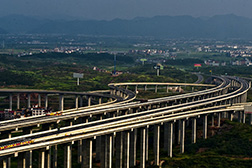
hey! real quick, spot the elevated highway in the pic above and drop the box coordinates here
[0,76,250,168]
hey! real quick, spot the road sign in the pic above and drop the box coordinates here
[73,73,84,78]
[194,64,202,67]
[140,59,147,62]
[73,73,84,86]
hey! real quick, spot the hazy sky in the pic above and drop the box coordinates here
[1,0,252,20]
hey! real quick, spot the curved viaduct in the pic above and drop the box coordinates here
[0,76,250,168]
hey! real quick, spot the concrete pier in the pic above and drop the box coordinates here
[99,97,102,104]
[82,139,92,168]
[130,129,137,167]
[27,94,31,108]
[146,127,149,161]
[17,94,20,109]
[242,111,246,123]
[52,145,57,168]
[9,94,12,110]
[115,132,123,168]
[228,112,233,121]
[217,113,221,127]
[101,135,113,168]
[75,96,79,109]
[140,128,146,168]
[192,118,197,143]
[0,157,8,168]
[211,115,214,127]
[18,152,27,168]
[45,94,48,109]
[78,140,82,163]
[154,125,160,165]
[203,115,208,139]
[178,120,181,145]
[39,149,45,168]
[124,132,130,168]
[180,120,185,153]
[59,95,64,111]
[64,143,72,168]
[45,147,51,168]
[165,122,174,157]
[88,96,91,106]
[38,94,41,107]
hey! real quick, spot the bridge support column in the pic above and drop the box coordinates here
[0,157,8,168]
[217,113,221,127]
[96,136,101,161]
[238,111,242,123]
[124,131,130,168]
[166,85,169,93]
[192,118,197,143]
[155,85,158,93]
[211,114,214,127]
[64,143,72,168]
[25,150,32,168]
[130,129,137,167]
[203,115,208,139]
[146,127,149,161]
[116,132,123,168]
[79,96,83,107]
[154,125,160,166]
[228,112,233,121]
[17,93,20,109]
[135,85,138,93]
[180,120,185,153]
[177,120,181,144]
[99,97,102,104]
[88,96,91,106]
[45,147,51,168]
[52,145,57,168]
[18,152,28,168]
[59,94,64,111]
[45,94,48,109]
[249,114,252,125]
[164,122,173,157]
[78,140,82,163]
[82,139,93,168]
[242,111,246,123]
[27,94,31,108]
[9,94,12,110]
[39,149,45,168]
[75,96,79,109]
[38,94,41,107]
[140,128,146,168]
[101,135,113,168]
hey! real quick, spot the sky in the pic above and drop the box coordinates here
[1,0,252,20]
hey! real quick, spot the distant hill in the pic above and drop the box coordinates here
[1,14,252,38]
[0,15,48,34]
[0,27,7,34]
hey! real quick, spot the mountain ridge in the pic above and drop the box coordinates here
[1,14,252,38]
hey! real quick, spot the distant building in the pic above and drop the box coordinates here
[0,109,15,120]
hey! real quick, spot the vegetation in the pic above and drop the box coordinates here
[160,121,252,168]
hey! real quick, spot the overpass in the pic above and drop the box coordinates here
[0,76,250,168]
